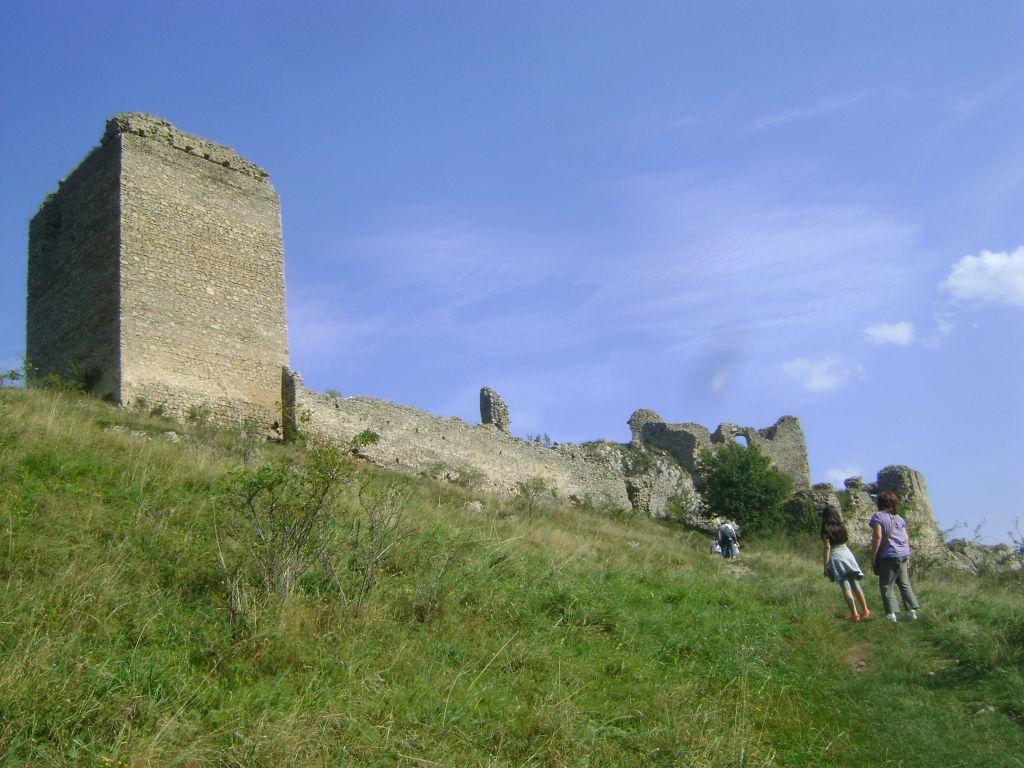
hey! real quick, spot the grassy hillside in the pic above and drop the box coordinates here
[0,388,1021,767]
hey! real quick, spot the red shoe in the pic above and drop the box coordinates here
[861,610,873,620]
[848,613,861,622]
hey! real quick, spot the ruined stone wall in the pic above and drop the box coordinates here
[27,113,288,427]
[628,410,712,476]
[480,387,511,433]
[27,140,122,399]
[840,468,943,550]
[712,417,811,491]
[628,410,811,492]
[115,113,288,424]
[842,477,877,547]
[283,370,693,516]
[28,113,948,539]
[875,465,943,550]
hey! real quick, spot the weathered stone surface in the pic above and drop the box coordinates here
[842,476,878,547]
[807,483,842,517]
[838,466,943,551]
[480,387,511,433]
[712,416,811,491]
[782,483,841,540]
[28,113,287,428]
[283,369,693,517]
[629,411,810,491]
[876,465,943,550]
[629,409,712,476]
[628,409,663,444]
[944,539,1024,574]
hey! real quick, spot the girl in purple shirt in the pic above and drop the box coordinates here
[869,491,921,622]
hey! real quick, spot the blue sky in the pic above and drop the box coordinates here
[2,2,1022,543]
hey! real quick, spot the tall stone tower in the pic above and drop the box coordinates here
[27,113,288,425]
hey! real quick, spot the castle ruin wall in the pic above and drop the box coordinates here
[839,468,942,550]
[27,113,288,427]
[629,410,811,492]
[115,114,288,424]
[712,416,811,491]
[628,409,713,476]
[27,139,122,399]
[284,369,656,512]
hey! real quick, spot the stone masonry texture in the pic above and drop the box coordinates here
[479,387,511,433]
[840,468,943,550]
[28,113,288,426]
[629,410,811,491]
[27,137,122,399]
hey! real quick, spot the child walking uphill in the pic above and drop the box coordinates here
[820,508,872,622]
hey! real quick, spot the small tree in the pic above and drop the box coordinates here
[695,442,793,534]
[217,438,352,601]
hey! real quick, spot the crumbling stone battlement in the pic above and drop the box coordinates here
[628,410,811,491]
[480,387,511,434]
[790,468,942,553]
[102,112,270,180]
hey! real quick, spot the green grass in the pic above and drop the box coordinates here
[0,387,1021,766]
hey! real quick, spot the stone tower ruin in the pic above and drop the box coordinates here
[27,113,288,424]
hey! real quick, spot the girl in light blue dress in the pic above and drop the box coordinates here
[820,508,872,622]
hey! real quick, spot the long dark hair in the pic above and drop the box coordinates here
[819,508,849,545]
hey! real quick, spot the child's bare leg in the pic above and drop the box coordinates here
[852,582,870,616]
[841,584,858,616]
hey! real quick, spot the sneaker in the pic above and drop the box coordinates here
[905,610,919,621]
[885,613,899,623]
[848,613,861,622]
[861,609,873,620]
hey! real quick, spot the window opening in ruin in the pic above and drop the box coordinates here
[733,435,749,448]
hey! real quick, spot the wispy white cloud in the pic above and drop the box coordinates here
[781,356,860,393]
[942,246,1024,306]
[290,173,922,410]
[746,93,865,133]
[346,222,560,306]
[864,321,915,346]
[583,173,920,362]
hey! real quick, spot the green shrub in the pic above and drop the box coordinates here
[186,402,211,427]
[695,441,793,534]
[216,438,353,604]
[783,496,820,537]
[351,429,380,451]
[450,465,486,490]
[665,484,702,525]
[513,476,554,516]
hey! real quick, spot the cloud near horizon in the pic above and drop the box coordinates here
[864,321,915,346]
[942,247,1024,306]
